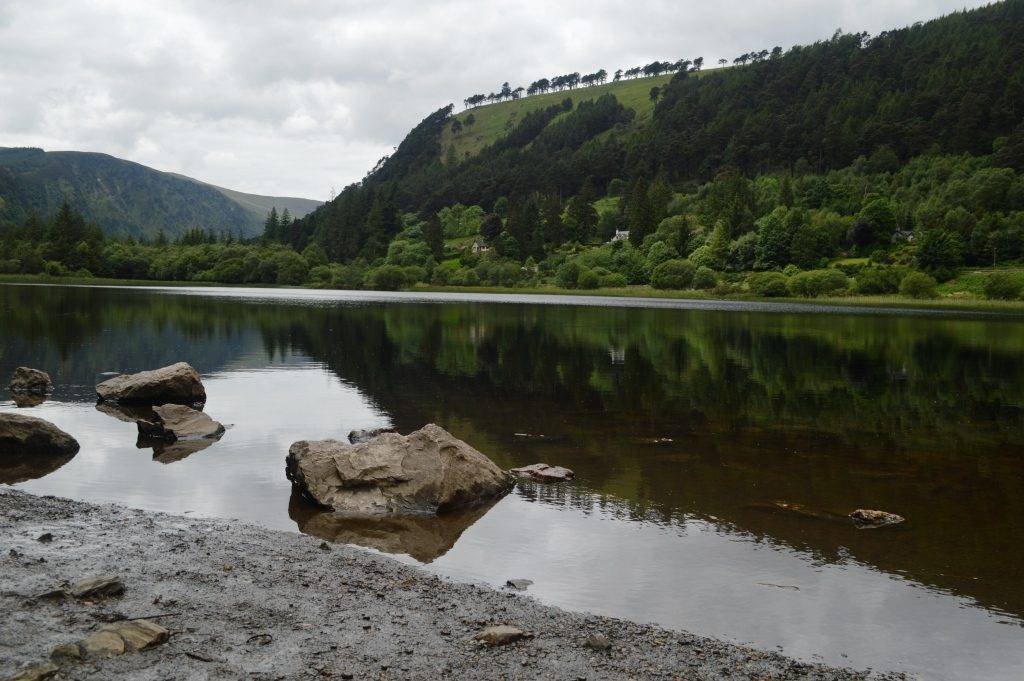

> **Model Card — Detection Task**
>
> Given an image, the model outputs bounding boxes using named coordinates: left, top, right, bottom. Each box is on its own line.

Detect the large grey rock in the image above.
left=0, top=413, right=79, bottom=457
left=137, top=404, right=224, bottom=441
left=286, top=424, right=513, bottom=515
left=95, top=362, right=206, bottom=405
left=9, top=367, right=53, bottom=395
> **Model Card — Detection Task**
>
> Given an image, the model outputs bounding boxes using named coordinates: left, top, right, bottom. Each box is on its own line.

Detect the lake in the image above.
left=2, top=283, right=1023, bottom=680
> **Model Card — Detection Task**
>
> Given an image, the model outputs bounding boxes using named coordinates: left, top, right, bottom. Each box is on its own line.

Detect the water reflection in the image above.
left=2, top=284, right=1024, bottom=680
left=289, top=488, right=497, bottom=563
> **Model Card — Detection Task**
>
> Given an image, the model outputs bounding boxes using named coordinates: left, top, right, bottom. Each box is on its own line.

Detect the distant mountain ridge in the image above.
left=0, top=147, right=321, bottom=239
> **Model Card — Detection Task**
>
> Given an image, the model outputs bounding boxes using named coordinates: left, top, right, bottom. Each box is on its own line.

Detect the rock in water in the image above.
left=137, top=404, right=224, bottom=441
left=0, top=413, right=79, bottom=456
left=95, top=362, right=205, bottom=405
left=510, top=463, right=575, bottom=482
left=348, top=427, right=396, bottom=444
left=287, top=424, right=514, bottom=515
left=849, top=509, right=905, bottom=528
left=9, top=367, right=53, bottom=395
left=473, top=625, right=532, bottom=645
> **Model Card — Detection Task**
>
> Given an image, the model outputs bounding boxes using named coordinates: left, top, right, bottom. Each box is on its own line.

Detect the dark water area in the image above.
left=1, top=283, right=1023, bottom=680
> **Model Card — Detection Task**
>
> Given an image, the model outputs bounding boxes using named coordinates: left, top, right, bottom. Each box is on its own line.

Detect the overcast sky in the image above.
left=0, top=1, right=992, bottom=199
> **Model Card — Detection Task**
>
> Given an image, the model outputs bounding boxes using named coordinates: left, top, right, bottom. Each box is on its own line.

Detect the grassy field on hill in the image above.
left=441, top=73, right=682, bottom=160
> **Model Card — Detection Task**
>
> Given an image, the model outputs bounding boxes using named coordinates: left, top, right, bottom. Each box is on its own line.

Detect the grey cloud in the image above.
left=0, top=0, right=992, bottom=198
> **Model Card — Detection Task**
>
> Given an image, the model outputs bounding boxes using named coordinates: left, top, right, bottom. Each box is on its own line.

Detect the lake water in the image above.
left=2, top=283, right=1023, bottom=680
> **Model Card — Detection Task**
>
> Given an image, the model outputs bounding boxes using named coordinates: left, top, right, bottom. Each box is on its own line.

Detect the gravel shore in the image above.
left=0, top=489, right=900, bottom=680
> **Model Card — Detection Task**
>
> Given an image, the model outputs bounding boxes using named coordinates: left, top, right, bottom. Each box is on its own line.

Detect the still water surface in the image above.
left=2, top=284, right=1023, bottom=680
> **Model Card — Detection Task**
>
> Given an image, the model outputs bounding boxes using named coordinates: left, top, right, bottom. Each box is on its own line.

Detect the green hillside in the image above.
left=0, top=148, right=320, bottom=239
left=441, top=73, right=681, bottom=160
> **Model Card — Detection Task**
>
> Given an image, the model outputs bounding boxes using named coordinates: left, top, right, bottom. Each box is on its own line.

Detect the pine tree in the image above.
left=626, top=178, right=654, bottom=246
left=263, top=207, right=280, bottom=242
left=540, top=193, right=564, bottom=246
left=423, top=213, right=444, bottom=260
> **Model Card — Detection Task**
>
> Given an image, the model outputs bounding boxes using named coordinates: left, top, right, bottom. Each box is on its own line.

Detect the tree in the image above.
left=540, top=193, right=564, bottom=246
left=564, top=196, right=598, bottom=243
left=915, top=228, right=964, bottom=280
left=754, top=207, right=790, bottom=269
left=450, top=119, right=463, bottom=134
left=263, top=207, right=280, bottom=241
left=480, top=213, right=502, bottom=243
left=626, top=178, right=655, bottom=246
left=422, top=214, right=444, bottom=260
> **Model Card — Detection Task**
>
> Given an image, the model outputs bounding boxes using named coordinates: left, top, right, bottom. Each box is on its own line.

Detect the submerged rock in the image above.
left=136, top=404, right=224, bottom=441
left=95, top=362, right=206, bottom=405
left=849, top=508, right=905, bottom=528
left=9, top=367, right=53, bottom=395
left=348, top=427, right=396, bottom=444
left=0, top=413, right=79, bottom=458
left=510, top=463, right=574, bottom=482
left=286, top=424, right=514, bottom=515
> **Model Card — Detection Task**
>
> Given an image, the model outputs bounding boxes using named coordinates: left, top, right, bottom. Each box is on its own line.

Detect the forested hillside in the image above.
left=0, top=148, right=318, bottom=239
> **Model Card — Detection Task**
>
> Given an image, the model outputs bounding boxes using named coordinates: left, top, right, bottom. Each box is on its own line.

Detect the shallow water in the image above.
left=2, top=283, right=1023, bottom=680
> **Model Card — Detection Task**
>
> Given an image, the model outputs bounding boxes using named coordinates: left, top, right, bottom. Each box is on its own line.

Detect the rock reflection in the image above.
left=288, top=488, right=497, bottom=562
left=0, top=449, right=76, bottom=484
left=11, top=393, right=47, bottom=409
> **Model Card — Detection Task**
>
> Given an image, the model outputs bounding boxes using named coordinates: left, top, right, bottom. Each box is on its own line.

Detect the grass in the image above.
left=441, top=73, right=681, bottom=161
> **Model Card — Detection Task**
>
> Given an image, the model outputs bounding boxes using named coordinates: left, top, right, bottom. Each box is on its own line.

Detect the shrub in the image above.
left=556, top=261, right=582, bottom=289
left=747, top=271, right=789, bottom=297
left=651, top=259, right=696, bottom=290
left=787, top=269, right=850, bottom=297
left=691, top=266, right=717, bottom=289
left=364, top=265, right=410, bottom=290
left=855, top=266, right=903, bottom=294
left=900, top=271, right=938, bottom=299
left=72, top=268, right=93, bottom=278
left=983, top=272, right=1024, bottom=300
left=577, top=268, right=600, bottom=289
left=599, top=272, right=628, bottom=288
left=42, top=261, right=67, bottom=277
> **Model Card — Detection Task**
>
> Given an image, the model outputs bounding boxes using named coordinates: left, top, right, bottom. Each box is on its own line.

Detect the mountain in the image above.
left=0, top=147, right=321, bottom=239
left=286, top=0, right=1024, bottom=262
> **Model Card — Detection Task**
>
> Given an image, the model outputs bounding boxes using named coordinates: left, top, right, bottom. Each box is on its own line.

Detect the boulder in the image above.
left=510, top=463, right=574, bottom=482
left=95, top=362, right=205, bottom=405
left=9, top=367, right=53, bottom=395
left=287, top=424, right=513, bottom=515
left=849, top=509, right=905, bottom=528
left=0, top=413, right=79, bottom=457
left=348, top=427, right=396, bottom=444
left=136, top=404, right=224, bottom=441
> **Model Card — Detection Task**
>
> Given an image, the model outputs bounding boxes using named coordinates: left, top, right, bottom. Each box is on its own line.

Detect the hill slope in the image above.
left=166, top=173, right=321, bottom=224
left=0, top=148, right=321, bottom=239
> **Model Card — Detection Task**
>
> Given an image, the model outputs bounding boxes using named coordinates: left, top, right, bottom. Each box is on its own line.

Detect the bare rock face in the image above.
left=286, top=424, right=514, bottom=515
left=136, top=404, right=224, bottom=441
left=511, top=463, right=575, bottom=482
left=95, top=362, right=206, bottom=405
left=9, top=367, right=53, bottom=395
left=0, top=413, right=79, bottom=457
left=849, top=508, right=905, bottom=528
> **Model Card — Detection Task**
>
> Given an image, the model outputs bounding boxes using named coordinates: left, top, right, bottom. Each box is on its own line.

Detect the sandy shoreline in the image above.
left=1, top=489, right=900, bottom=680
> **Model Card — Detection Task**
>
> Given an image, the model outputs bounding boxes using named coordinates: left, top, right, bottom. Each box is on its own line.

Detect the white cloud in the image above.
left=0, top=0, right=992, bottom=198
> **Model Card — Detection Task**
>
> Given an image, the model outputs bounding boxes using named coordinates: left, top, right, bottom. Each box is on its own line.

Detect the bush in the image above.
left=72, top=268, right=93, bottom=278
left=787, top=269, right=850, bottom=297
left=983, top=272, right=1024, bottom=300
left=855, top=266, right=903, bottom=294
left=364, top=264, right=410, bottom=290
left=747, top=271, right=789, bottom=297
left=900, top=271, right=938, bottom=299
left=42, top=261, right=67, bottom=277
left=651, top=259, right=696, bottom=290
left=556, top=261, right=582, bottom=289
left=691, top=266, right=717, bottom=289
left=577, top=268, right=600, bottom=289
left=599, top=272, right=628, bottom=288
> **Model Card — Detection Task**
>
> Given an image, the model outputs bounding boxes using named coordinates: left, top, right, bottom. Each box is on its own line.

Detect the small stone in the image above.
left=510, top=463, right=575, bottom=482
left=474, top=625, right=533, bottom=646
left=318, top=541, right=331, bottom=551
left=34, top=588, right=66, bottom=601
left=36, top=532, right=53, bottom=543
left=8, top=663, right=59, bottom=680
left=849, top=509, right=905, bottom=528
left=505, top=579, right=533, bottom=591
left=50, top=642, right=84, bottom=662
left=69, top=575, right=124, bottom=599
left=82, top=629, right=127, bottom=657
left=584, top=633, right=612, bottom=651
left=108, top=619, right=169, bottom=650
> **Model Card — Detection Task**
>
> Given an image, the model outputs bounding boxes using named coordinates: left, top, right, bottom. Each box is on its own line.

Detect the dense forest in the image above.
left=2, top=0, right=1023, bottom=301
